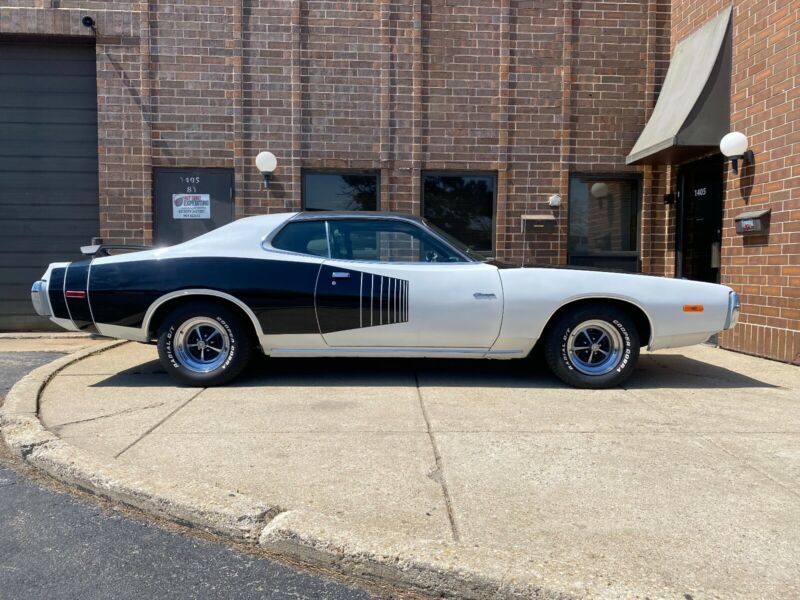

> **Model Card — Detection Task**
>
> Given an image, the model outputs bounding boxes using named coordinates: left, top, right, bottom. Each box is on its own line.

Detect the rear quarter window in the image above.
left=271, top=221, right=329, bottom=257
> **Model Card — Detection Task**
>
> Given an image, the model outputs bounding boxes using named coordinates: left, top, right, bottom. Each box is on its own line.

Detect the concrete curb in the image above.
left=0, top=341, right=274, bottom=541
left=259, top=510, right=569, bottom=600
left=0, top=332, right=94, bottom=339
left=1, top=342, right=575, bottom=599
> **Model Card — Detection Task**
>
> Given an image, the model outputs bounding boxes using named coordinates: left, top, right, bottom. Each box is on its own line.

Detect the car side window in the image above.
left=326, top=219, right=466, bottom=263
left=271, top=221, right=329, bottom=257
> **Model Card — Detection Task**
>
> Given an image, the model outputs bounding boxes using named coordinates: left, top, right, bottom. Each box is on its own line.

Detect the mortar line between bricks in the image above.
left=114, top=389, right=205, bottom=459
left=414, top=371, right=460, bottom=543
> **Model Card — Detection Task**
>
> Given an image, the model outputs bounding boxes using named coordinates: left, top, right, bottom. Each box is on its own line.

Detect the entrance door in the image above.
left=315, top=218, right=503, bottom=349
left=153, top=168, right=234, bottom=246
left=677, top=155, right=724, bottom=283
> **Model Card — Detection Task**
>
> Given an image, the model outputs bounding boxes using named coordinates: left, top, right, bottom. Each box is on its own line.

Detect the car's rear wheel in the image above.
left=157, top=301, right=252, bottom=386
left=543, top=304, right=640, bottom=389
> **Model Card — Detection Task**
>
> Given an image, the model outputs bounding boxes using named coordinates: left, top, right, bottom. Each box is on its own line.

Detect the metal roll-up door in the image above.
left=0, top=40, right=99, bottom=330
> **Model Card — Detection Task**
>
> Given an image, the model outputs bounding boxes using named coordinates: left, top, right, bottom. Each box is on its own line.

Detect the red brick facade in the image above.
left=669, top=0, right=799, bottom=364
left=1, top=0, right=797, bottom=363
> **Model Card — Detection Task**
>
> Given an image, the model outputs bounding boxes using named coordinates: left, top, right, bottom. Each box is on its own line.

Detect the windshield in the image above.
left=422, top=219, right=490, bottom=262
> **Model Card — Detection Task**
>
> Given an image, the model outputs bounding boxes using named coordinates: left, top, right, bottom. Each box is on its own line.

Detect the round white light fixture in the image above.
left=255, top=151, right=278, bottom=188
left=255, top=151, right=277, bottom=173
left=720, top=132, right=748, bottom=157
left=590, top=182, right=609, bottom=198
left=720, top=132, right=753, bottom=174
left=548, top=194, right=561, bottom=208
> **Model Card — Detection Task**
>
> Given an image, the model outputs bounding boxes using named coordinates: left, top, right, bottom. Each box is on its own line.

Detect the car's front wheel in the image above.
left=157, top=301, right=252, bottom=387
left=543, top=304, right=640, bottom=389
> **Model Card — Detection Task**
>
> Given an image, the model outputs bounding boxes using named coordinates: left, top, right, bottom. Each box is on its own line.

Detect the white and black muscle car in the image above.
left=31, top=211, right=740, bottom=388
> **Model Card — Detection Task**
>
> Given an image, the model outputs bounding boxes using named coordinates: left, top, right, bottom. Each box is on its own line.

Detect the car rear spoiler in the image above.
left=80, top=243, right=152, bottom=257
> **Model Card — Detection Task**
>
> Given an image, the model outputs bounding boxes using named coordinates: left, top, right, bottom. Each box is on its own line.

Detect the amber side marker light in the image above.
left=683, top=304, right=704, bottom=312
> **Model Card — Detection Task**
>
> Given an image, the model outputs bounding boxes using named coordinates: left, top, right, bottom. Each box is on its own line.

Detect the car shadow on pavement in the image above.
left=89, top=352, right=777, bottom=390
left=627, top=353, right=780, bottom=389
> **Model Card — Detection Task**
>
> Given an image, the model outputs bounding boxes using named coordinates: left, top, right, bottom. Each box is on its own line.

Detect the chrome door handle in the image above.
left=332, top=272, right=351, bottom=279
left=473, top=292, right=496, bottom=300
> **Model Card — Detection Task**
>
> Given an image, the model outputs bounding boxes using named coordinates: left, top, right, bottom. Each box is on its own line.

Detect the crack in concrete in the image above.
left=622, top=384, right=800, bottom=502
left=414, top=372, right=460, bottom=543
left=51, top=402, right=168, bottom=431
left=700, top=434, right=800, bottom=502
left=114, top=389, right=205, bottom=459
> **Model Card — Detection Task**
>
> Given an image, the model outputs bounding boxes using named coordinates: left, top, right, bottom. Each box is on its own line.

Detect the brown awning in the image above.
left=626, top=7, right=732, bottom=165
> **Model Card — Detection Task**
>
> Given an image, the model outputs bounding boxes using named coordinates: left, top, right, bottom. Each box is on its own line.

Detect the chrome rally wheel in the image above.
left=566, top=319, right=624, bottom=376
left=157, top=301, right=252, bottom=387
left=173, top=317, right=231, bottom=373
left=544, top=304, right=640, bottom=389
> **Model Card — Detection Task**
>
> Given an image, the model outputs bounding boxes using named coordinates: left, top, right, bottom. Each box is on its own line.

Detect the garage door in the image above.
left=0, top=40, right=99, bottom=330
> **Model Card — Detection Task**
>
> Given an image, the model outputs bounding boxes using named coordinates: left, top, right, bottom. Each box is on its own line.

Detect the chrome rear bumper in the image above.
left=724, top=291, right=740, bottom=330
left=31, top=280, right=51, bottom=316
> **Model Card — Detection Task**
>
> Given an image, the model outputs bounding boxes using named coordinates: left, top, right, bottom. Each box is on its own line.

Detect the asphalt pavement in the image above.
left=0, top=351, right=379, bottom=600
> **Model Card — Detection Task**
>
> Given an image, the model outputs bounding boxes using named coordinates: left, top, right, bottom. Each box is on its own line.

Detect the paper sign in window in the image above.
left=172, top=194, right=211, bottom=219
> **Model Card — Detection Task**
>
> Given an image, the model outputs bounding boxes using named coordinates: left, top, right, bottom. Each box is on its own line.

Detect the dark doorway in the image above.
left=677, top=155, right=724, bottom=283
left=0, top=39, right=99, bottom=331
left=153, top=168, right=234, bottom=246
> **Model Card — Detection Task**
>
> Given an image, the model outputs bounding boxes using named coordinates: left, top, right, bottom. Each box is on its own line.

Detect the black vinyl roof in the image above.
left=292, top=211, right=425, bottom=224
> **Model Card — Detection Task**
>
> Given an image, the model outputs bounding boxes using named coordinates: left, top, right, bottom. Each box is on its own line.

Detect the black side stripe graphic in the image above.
left=48, top=267, right=69, bottom=320
left=360, top=273, right=408, bottom=328
left=64, top=260, right=97, bottom=332
left=316, top=265, right=409, bottom=334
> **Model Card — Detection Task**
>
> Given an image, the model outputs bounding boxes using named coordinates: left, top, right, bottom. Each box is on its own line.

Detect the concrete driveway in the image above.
left=35, top=343, right=800, bottom=598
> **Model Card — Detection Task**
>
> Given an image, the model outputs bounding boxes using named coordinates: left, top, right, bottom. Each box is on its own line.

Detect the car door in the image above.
left=315, top=218, right=503, bottom=350
left=258, top=218, right=329, bottom=350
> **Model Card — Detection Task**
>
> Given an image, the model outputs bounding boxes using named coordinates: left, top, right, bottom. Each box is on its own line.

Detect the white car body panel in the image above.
left=32, top=212, right=739, bottom=362
left=317, top=260, right=503, bottom=349
left=495, top=267, right=730, bottom=354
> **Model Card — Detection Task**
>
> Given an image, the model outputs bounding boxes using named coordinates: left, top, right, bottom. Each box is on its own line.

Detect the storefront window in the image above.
left=422, top=173, right=495, bottom=253
left=302, top=171, right=379, bottom=211
left=568, top=175, right=640, bottom=272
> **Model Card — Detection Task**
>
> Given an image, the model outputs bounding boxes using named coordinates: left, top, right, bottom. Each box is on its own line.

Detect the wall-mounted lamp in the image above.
left=720, top=132, right=754, bottom=174
left=548, top=194, right=561, bottom=208
left=255, top=151, right=277, bottom=189
left=81, top=16, right=97, bottom=35
left=590, top=182, right=610, bottom=200
left=590, top=182, right=609, bottom=207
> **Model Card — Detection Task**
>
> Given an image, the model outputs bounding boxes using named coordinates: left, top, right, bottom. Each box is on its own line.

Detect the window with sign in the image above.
left=568, top=174, right=640, bottom=272
left=302, top=171, right=379, bottom=211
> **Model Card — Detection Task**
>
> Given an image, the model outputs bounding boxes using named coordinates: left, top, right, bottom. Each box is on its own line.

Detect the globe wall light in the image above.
left=720, top=132, right=754, bottom=175
left=255, top=151, right=278, bottom=189
left=590, top=182, right=609, bottom=199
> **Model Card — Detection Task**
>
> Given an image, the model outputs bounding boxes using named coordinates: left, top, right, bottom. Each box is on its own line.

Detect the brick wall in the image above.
left=672, top=0, right=800, bottom=363
left=2, top=0, right=665, bottom=260
left=1, top=0, right=797, bottom=363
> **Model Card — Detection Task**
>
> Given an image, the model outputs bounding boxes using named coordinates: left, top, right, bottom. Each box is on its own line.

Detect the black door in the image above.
left=153, top=168, right=234, bottom=246
left=677, top=155, right=724, bottom=283
left=0, top=40, right=100, bottom=331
